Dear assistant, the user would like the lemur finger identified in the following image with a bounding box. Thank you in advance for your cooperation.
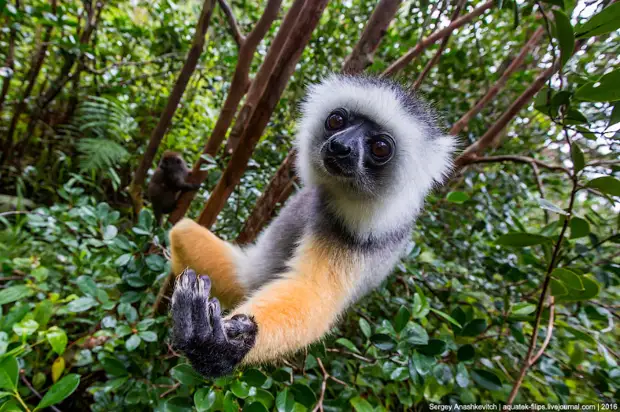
[171,270,198,345]
[224,314,258,344]
[207,298,227,343]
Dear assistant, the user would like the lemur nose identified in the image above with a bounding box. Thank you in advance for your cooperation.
[327,139,352,158]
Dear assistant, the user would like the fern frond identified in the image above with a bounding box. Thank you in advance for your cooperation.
[76,138,129,171]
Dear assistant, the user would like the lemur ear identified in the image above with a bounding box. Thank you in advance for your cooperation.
[427,134,457,185]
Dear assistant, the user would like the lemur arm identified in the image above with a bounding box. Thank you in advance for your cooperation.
[169,218,247,308]
[232,238,354,364]
[170,235,357,377]
[170,173,201,192]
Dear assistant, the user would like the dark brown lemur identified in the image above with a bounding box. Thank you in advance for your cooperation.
[147,151,201,225]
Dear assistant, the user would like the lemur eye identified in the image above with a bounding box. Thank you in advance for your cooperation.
[370,136,393,163]
[325,110,346,131]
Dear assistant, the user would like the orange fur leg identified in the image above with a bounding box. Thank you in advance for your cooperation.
[169,218,246,308]
[231,237,357,364]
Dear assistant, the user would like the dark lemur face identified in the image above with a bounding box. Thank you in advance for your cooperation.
[311,107,400,197]
[321,108,395,179]
[160,154,184,172]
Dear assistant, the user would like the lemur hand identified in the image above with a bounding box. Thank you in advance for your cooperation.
[171,269,257,378]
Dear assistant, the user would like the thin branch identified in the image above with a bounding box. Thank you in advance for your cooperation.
[449,26,545,134]
[312,357,348,412]
[462,154,571,176]
[159,382,180,398]
[506,122,579,406]
[530,297,555,364]
[217,0,245,48]
[381,0,493,77]
[412,0,467,90]
[20,371,62,412]
[326,348,374,363]
[84,52,184,75]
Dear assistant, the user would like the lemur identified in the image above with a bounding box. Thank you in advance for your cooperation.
[169,75,456,377]
[147,151,201,225]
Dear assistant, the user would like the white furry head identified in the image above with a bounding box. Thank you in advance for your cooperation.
[294,74,456,238]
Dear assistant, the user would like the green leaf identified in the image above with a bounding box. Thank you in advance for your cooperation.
[0,285,33,305]
[575,2,620,38]
[358,318,372,338]
[370,334,396,351]
[550,278,568,297]
[461,319,487,337]
[429,308,462,328]
[101,357,129,377]
[242,369,267,387]
[244,402,268,412]
[538,198,568,215]
[289,383,316,408]
[551,268,583,290]
[446,191,469,204]
[570,144,585,173]
[586,176,620,196]
[0,356,18,390]
[46,327,68,355]
[609,102,620,127]
[553,10,575,67]
[275,388,295,412]
[125,334,141,351]
[335,338,360,354]
[456,363,470,388]
[394,305,411,333]
[575,69,620,103]
[402,322,429,345]
[556,274,600,302]
[471,369,502,391]
[66,296,98,312]
[76,276,98,297]
[34,374,80,411]
[138,331,157,342]
[512,303,536,316]
[417,339,447,356]
[350,396,374,412]
[413,351,435,376]
[569,217,590,239]
[561,325,596,345]
[103,225,118,240]
[231,381,250,398]
[170,364,204,386]
[496,233,551,247]
[457,344,475,362]
[13,319,39,336]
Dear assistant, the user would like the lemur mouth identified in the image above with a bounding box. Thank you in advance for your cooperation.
[323,157,355,178]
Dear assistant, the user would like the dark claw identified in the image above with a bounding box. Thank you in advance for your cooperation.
[171,269,257,378]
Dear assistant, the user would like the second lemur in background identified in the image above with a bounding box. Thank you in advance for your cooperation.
[147,151,200,225]
[169,75,456,377]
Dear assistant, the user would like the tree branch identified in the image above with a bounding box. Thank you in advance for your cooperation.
[381,0,493,77]
[196,0,329,228]
[530,297,555,364]
[449,26,545,134]
[128,0,217,215]
[167,0,284,224]
[462,154,571,176]
[217,0,245,48]
[412,0,466,90]
[342,0,403,74]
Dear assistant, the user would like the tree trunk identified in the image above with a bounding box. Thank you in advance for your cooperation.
[223,0,306,154]
[196,0,329,229]
[168,0,284,223]
[127,0,216,215]
[0,0,19,117]
[342,0,403,74]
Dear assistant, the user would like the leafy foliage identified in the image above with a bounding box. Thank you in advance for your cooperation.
[0,0,618,409]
